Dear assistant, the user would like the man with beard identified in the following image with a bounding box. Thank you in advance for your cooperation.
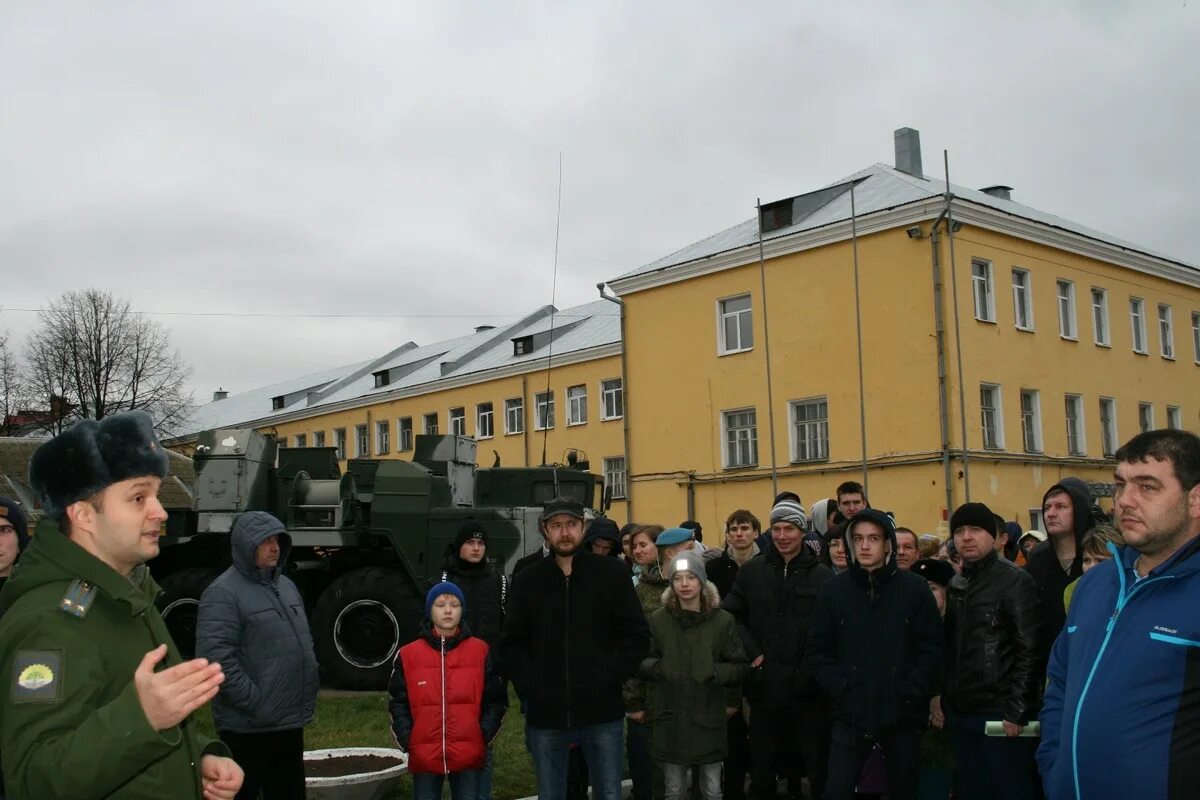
[1038,430,1200,799]
[499,498,649,800]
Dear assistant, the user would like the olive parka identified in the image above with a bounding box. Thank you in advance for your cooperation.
[639,582,748,766]
[0,524,229,800]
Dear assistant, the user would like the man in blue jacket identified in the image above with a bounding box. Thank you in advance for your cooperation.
[1038,429,1200,799]
[197,511,320,800]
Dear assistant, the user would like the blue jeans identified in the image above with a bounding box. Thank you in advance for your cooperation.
[475,746,494,800]
[527,720,625,800]
[412,769,482,800]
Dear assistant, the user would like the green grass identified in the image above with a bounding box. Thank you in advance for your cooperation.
[193,688,537,799]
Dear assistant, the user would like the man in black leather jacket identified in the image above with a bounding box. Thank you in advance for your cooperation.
[943,502,1042,800]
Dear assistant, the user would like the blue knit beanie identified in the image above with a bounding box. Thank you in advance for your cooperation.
[426,581,465,618]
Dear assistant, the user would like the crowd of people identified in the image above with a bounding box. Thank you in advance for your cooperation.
[0,413,1197,800]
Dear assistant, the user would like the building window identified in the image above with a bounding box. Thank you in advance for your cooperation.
[513,336,533,356]
[313,431,325,448]
[971,260,995,322]
[790,397,829,462]
[424,413,438,435]
[293,434,306,448]
[1012,268,1033,330]
[399,417,413,451]
[449,407,466,436]
[1130,298,1148,353]
[1193,312,1200,363]
[981,384,1003,450]
[1065,394,1085,456]
[601,378,624,420]
[723,409,758,468]
[271,395,285,410]
[567,385,588,425]
[1019,389,1041,453]
[535,391,555,430]
[476,403,494,439]
[375,420,389,454]
[505,398,524,434]
[1158,303,1174,359]
[1167,405,1183,430]
[372,370,390,388]
[1091,288,1110,346]
[717,294,753,354]
[334,428,346,459]
[1099,398,1117,457]
[1138,402,1154,433]
[355,424,369,457]
[603,456,628,500]
[1057,280,1077,339]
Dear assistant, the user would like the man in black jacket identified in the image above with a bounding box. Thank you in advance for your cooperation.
[499,497,649,800]
[806,509,942,800]
[723,498,833,800]
[1024,477,1092,672]
[435,520,507,647]
[943,502,1042,800]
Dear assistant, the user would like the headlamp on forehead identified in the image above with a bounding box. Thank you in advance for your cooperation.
[675,559,690,573]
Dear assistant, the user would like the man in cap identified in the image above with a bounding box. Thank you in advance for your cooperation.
[499,497,649,800]
[943,502,1041,800]
[807,509,943,800]
[724,497,833,800]
[197,511,319,800]
[0,497,29,592]
[0,411,242,800]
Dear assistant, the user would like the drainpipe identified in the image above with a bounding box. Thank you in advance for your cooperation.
[598,283,634,522]
[942,150,971,500]
[521,375,530,467]
[928,207,954,519]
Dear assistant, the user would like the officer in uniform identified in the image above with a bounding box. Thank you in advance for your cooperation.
[0,411,244,799]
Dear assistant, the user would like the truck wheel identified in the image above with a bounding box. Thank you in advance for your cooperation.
[312,567,422,690]
[159,567,222,660]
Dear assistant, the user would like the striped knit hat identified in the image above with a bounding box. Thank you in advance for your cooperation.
[769,497,809,531]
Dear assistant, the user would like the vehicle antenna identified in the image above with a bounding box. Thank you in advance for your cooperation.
[541,152,563,468]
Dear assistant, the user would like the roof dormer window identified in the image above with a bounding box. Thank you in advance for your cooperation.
[514,336,534,356]
[271,396,285,410]
[373,370,391,388]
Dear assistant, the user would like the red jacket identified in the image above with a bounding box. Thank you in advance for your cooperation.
[387,623,506,775]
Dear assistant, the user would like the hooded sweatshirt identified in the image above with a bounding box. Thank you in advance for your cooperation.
[805,509,943,736]
[1025,477,1092,669]
[196,511,320,733]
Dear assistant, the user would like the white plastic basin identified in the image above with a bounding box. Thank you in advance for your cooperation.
[304,746,408,800]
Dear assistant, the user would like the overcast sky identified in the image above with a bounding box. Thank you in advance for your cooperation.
[2,1,1197,405]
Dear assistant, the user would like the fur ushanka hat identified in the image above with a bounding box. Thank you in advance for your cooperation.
[29,411,170,521]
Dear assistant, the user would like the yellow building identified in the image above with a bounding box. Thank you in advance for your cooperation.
[606,128,1200,535]
[169,300,631,520]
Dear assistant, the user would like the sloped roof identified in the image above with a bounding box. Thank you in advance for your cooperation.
[613,163,1195,283]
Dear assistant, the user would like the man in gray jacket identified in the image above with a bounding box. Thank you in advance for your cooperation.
[197,511,320,799]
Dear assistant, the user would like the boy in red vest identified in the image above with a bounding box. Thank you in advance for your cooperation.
[389,582,507,799]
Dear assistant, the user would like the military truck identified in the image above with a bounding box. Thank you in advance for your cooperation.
[150,427,603,690]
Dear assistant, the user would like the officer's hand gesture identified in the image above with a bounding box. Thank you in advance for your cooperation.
[134,644,224,731]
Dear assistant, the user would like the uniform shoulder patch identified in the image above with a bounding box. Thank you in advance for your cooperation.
[59,579,97,618]
[11,650,63,704]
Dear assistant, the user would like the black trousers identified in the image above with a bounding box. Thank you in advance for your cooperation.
[824,725,919,800]
[219,727,306,800]
[723,709,751,800]
[748,699,828,800]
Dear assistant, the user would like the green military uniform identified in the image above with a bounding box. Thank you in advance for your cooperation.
[0,524,230,799]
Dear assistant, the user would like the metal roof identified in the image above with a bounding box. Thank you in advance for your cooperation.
[613,163,1195,283]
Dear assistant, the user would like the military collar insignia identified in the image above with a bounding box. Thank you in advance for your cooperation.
[59,579,97,618]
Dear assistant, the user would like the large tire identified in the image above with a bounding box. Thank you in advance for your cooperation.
[158,567,223,660]
[312,567,422,690]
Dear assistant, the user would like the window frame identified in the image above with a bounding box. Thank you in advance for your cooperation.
[1167,405,1183,430]
[971,259,996,323]
[788,396,829,463]
[1099,397,1117,458]
[1019,388,1041,454]
[1056,279,1077,340]
[375,420,390,455]
[1091,287,1110,347]
[566,384,588,426]
[1192,311,1200,364]
[423,413,439,436]
[1158,303,1175,359]
[312,431,326,448]
[534,391,555,431]
[600,378,624,420]
[355,424,369,458]
[716,293,754,355]
[722,407,759,469]
[334,428,347,460]
[1011,268,1034,331]
[1064,393,1085,456]
[398,417,413,452]
[603,456,628,500]
[1138,402,1155,433]
[476,403,494,439]
[293,433,307,448]
[504,397,524,435]
[980,383,1004,450]
[449,407,466,436]
[1130,297,1148,354]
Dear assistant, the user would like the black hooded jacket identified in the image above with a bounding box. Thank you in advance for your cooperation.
[722,539,832,703]
[1024,477,1092,667]
[805,511,944,738]
[433,554,507,647]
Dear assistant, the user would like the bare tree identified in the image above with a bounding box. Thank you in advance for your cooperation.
[24,290,193,434]
[0,327,30,436]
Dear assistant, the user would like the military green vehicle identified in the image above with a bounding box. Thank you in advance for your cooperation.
[151,427,603,690]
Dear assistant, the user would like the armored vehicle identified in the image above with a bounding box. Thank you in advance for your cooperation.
[151,427,602,689]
